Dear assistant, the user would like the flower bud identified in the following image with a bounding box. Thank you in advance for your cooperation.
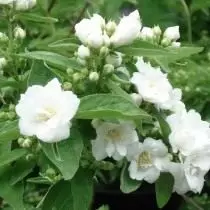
[15,0,37,11]
[26,153,35,161]
[171,41,181,48]
[7,111,16,120]
[14,26,26,39]
[18,137,25,146]
[73,73,81,82]
[22,138,33,148]
[103,33,111,47]
[106,53,122,67]
[77,45,90,59]
[0,57,7,69]
[66,67,73,75]
[9,104,15,111]
[88,33,104,49]
[100,46,109,56]
[161,38,171,47]
[153,25,162,37]
[163,26,180,41]
[103,64,114,75]
[77,57,86,66]
[0,112,7,119]
[106,21,116,36]
[130,93,142,106]
[46,168,56,177]
[0,32,8,42]
[140,27,155,40]
[63,82,72,91]
[91,14,105,28]
[89,71,99,82]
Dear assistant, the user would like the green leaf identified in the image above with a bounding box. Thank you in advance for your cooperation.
[71,168,94,210]
[27,177,51,185]
[41,127,83,180]
[0,120,20,143]
[19,51,81,70]
[155,173,174,208]
[77,94,151,120]
[0,149,27,168]
[117,40,171,57]
[28,60,55,86]
[14,13,58,23]
[10,159,35,185]
[42,180,73,210]
[120,162,141,194]
[191,0,210,12]
[0,76,19,88]
[0,167,25,210]
[48,38,79,50]
[97,205,109,210]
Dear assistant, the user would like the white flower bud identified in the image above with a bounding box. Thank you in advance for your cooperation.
[73,73,81,82]
[0,32,8,42]
[140,27,155,40]
[103,64,115,75]
[91,14,105,28]
[130,93,142,106]
[89,71,99,82]
[88,33,104,49]
[106,53,122,67]
[22,138,33,148]
[106,21,117,36]
[66,67,73,75]
[77,57,86,66]
[171,41,181,48]
[100,46,109,56]
[164,26,180,41]
[63,82,72,91]
[14,26,26,39]
[91,119,102,128]
[18,137,25,145]
[0,57,7,69]
[161,38,171,47]
[15,0,37,11]
[153,25,162,36]
[77,45,90,59]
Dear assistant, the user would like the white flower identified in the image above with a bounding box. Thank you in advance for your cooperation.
[16,78,80,143]
[166,109,210,156]
[140,27,154,40]
[91,120,139,161]
[153,25,162,36]
[75,16,104,48]
[89,71,99,82]
[14,26,26,39]
[0,0,14,4]
[0,32,8,42]
[130,93,142,106]
[111,10,142,47]
[91,14,105,28]
[0,57,7,69]
[171,41,181,48]
[77,45,90,59]
[130,57,183,111]
[164,26,180,41]
[128,138,170,183]
[106,21,116,36]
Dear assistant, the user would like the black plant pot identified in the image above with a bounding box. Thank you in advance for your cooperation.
[93,182,183,210]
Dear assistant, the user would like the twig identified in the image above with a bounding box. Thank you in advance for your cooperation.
[71,0,91,33]
[180,0,192,43]
[182,194,204,210]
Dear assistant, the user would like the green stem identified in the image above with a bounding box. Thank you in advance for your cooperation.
[180,0,192,43]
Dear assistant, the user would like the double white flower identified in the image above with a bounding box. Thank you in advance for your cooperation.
[16,78,80,143]
[130,57,183,112]
[91,120,139,161]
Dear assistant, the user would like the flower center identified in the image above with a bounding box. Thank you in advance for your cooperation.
[36,107,56,122]
[106,128,121,142]
[137,151,152,169]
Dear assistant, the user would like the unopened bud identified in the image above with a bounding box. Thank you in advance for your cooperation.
[161,38,171,47]
[77,45,90,59]
[46,168,56,177]
[103,64,114,75]
[89,71,99,82]
[106,21,116,36]
[22,138,33,148]
[171,41,181,48]
[73,73,81,82]
[0,32,8,42]
[130,93,142,106]
[18,137,25,145]
[7,111,16,120]
[0,112,7,119]
[63,82,72,90]
[14,26,26,39]
[77,57,86,66]
[66,68,73,75]
[15,0,37,11]
[153,25,162,37]
[100,46,109,56]
[103,33,111,47]
[0,57,7,69]
[9,104,15,111]
[163,26,180,41]
[140,27,155,41]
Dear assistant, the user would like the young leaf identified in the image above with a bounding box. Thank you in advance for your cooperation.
[19,51,81,70]
[0,167,25,210]
[42,180,73,210]
[28,60,55,86]
[120,162,142,194]
[71,168,94,210]
[41,127,83,180]
[48,38,79,50]
[155,173,174,208]
[76,94,151,121]
[0,149,26,168]
[0,120,20,143]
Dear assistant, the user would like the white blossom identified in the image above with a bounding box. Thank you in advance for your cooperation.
[111,10,142,47]
[14,26,26,39]
[130,93,142,106]
[16,78,80,143]
[166,109,210,156]
[128,138,170,183]
[130,57,183,111]
[14,0,36,10]
[106,52,122,67]
[77,45,90,59]
[0,57,7,69]
[0,0,14,4]
[140,27,154,40]
[171,41,181,48]
[164,26,180,41]
[89,71,99,82]
[91,120,139,161]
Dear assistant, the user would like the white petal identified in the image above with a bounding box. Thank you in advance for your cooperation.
[144,167,160,184]
[106,141,115,157]
[91,139,107,161]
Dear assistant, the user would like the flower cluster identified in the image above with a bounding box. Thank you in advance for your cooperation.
[0,0,36,10]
